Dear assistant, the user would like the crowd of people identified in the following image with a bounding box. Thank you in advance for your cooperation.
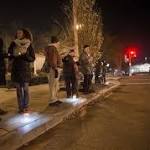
[0,28,107,120]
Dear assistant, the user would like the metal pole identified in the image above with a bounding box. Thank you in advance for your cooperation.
[129,53,132,76]
[73,0,79,57]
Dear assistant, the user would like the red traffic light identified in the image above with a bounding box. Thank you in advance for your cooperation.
[124,47,137,60]
[128,47,137,58]
[130,51,134,55]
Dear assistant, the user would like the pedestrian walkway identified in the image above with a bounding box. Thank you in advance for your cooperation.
[0,77,120,150]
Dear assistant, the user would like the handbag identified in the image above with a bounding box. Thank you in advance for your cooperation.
[41,59,50,73]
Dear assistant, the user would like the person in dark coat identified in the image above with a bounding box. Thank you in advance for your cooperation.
[79,45,94,94]
[101,61,107,84]
[63,49,79,98]
[0,38,7,118]
[0,38,6,86]
[95,59,102,84]
[8,28,35,113]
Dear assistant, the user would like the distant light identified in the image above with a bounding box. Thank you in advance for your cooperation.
[145,57,148,61]
[76,24,79,30]
[130,51,134,55]
[76,24,83,30]
[130,63,150,73]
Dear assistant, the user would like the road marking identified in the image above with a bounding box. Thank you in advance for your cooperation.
[129,79,150,80]
[122,83,150,85]
[105,93,113,98]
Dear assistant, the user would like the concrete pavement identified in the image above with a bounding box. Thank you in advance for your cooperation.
[0,77,120,150]
[19,75,150,150]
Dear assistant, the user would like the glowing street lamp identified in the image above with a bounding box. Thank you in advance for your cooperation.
[76,24,83,30]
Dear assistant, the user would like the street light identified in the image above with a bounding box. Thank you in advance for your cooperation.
[73,0,79,57]
[76,24,83,30]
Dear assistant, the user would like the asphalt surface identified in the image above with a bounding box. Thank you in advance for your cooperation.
[20,75,150,150]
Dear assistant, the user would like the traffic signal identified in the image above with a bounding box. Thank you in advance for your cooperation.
[127,47,137,58]
[129,50,136,58]
[124,47,137,62]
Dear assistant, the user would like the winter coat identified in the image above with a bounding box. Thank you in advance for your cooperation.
[8,42,35,83]
[45,45,61,70]
[0,52,7,85]
[79,52,93,75]
[95,61,102,76]
[62,54,77,78]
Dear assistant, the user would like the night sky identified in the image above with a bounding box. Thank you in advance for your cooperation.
[0,0,150,59]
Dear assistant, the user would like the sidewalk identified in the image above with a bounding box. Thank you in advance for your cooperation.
[0,77,120,150]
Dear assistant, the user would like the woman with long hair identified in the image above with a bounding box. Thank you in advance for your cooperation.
[8,28,35,113]
[0,38,6,86]
[0,38,7,117]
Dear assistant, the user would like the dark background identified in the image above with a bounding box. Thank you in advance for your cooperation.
[99,0,150,61]
[0,0,149,60]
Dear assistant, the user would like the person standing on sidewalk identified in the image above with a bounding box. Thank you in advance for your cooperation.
[101,61,107,84]
[45,36,62,106]
[0,38,6,86]
[95,59,102,84]
[79,45,94,94]
[8,28,35,113]
[63,49,79,98]
[0,38,7,118]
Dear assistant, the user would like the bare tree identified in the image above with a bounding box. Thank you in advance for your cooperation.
[102,33,124,68]
[60,0,103,62]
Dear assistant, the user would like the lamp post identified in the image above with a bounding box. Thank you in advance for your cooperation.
[73,0,79,57]
[129,52,132,76]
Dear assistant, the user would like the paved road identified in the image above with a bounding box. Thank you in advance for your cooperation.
[20,75,150,150]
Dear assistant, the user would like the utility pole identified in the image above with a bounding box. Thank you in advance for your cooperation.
[73,0,79,57]
[129,53,132,76]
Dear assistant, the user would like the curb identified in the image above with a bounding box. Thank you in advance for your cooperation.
[0,81,120,150]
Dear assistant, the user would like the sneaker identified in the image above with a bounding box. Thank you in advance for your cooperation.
[84,92,89,95]
[49,100,63,106]
[55,100,63,105]
[88,89,95,93]
[0,109,7,115]
[18,109,24,114]
[23,108,31,113]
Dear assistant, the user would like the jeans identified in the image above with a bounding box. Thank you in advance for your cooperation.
[16,83,29,110]
[65,76,78,98]
[83,74,93,93]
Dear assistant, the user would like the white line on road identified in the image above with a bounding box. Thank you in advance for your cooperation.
[122,83,150,85]
[129,79,150,80]
[105,92,113,98]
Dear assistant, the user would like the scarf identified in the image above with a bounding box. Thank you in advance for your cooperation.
[14,38,31,56]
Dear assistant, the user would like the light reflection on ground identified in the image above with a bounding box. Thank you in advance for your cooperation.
[7,112,42,126]
[63,96,87,106]
[6,112,49,134]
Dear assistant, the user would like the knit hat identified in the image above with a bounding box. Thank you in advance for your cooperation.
[69,49,75,53]
[83,45,90,49]
[51,36,59,43]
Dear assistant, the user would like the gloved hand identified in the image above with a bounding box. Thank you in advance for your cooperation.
[55,69,58,78]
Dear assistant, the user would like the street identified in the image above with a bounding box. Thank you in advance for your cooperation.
[20,75,150,150]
